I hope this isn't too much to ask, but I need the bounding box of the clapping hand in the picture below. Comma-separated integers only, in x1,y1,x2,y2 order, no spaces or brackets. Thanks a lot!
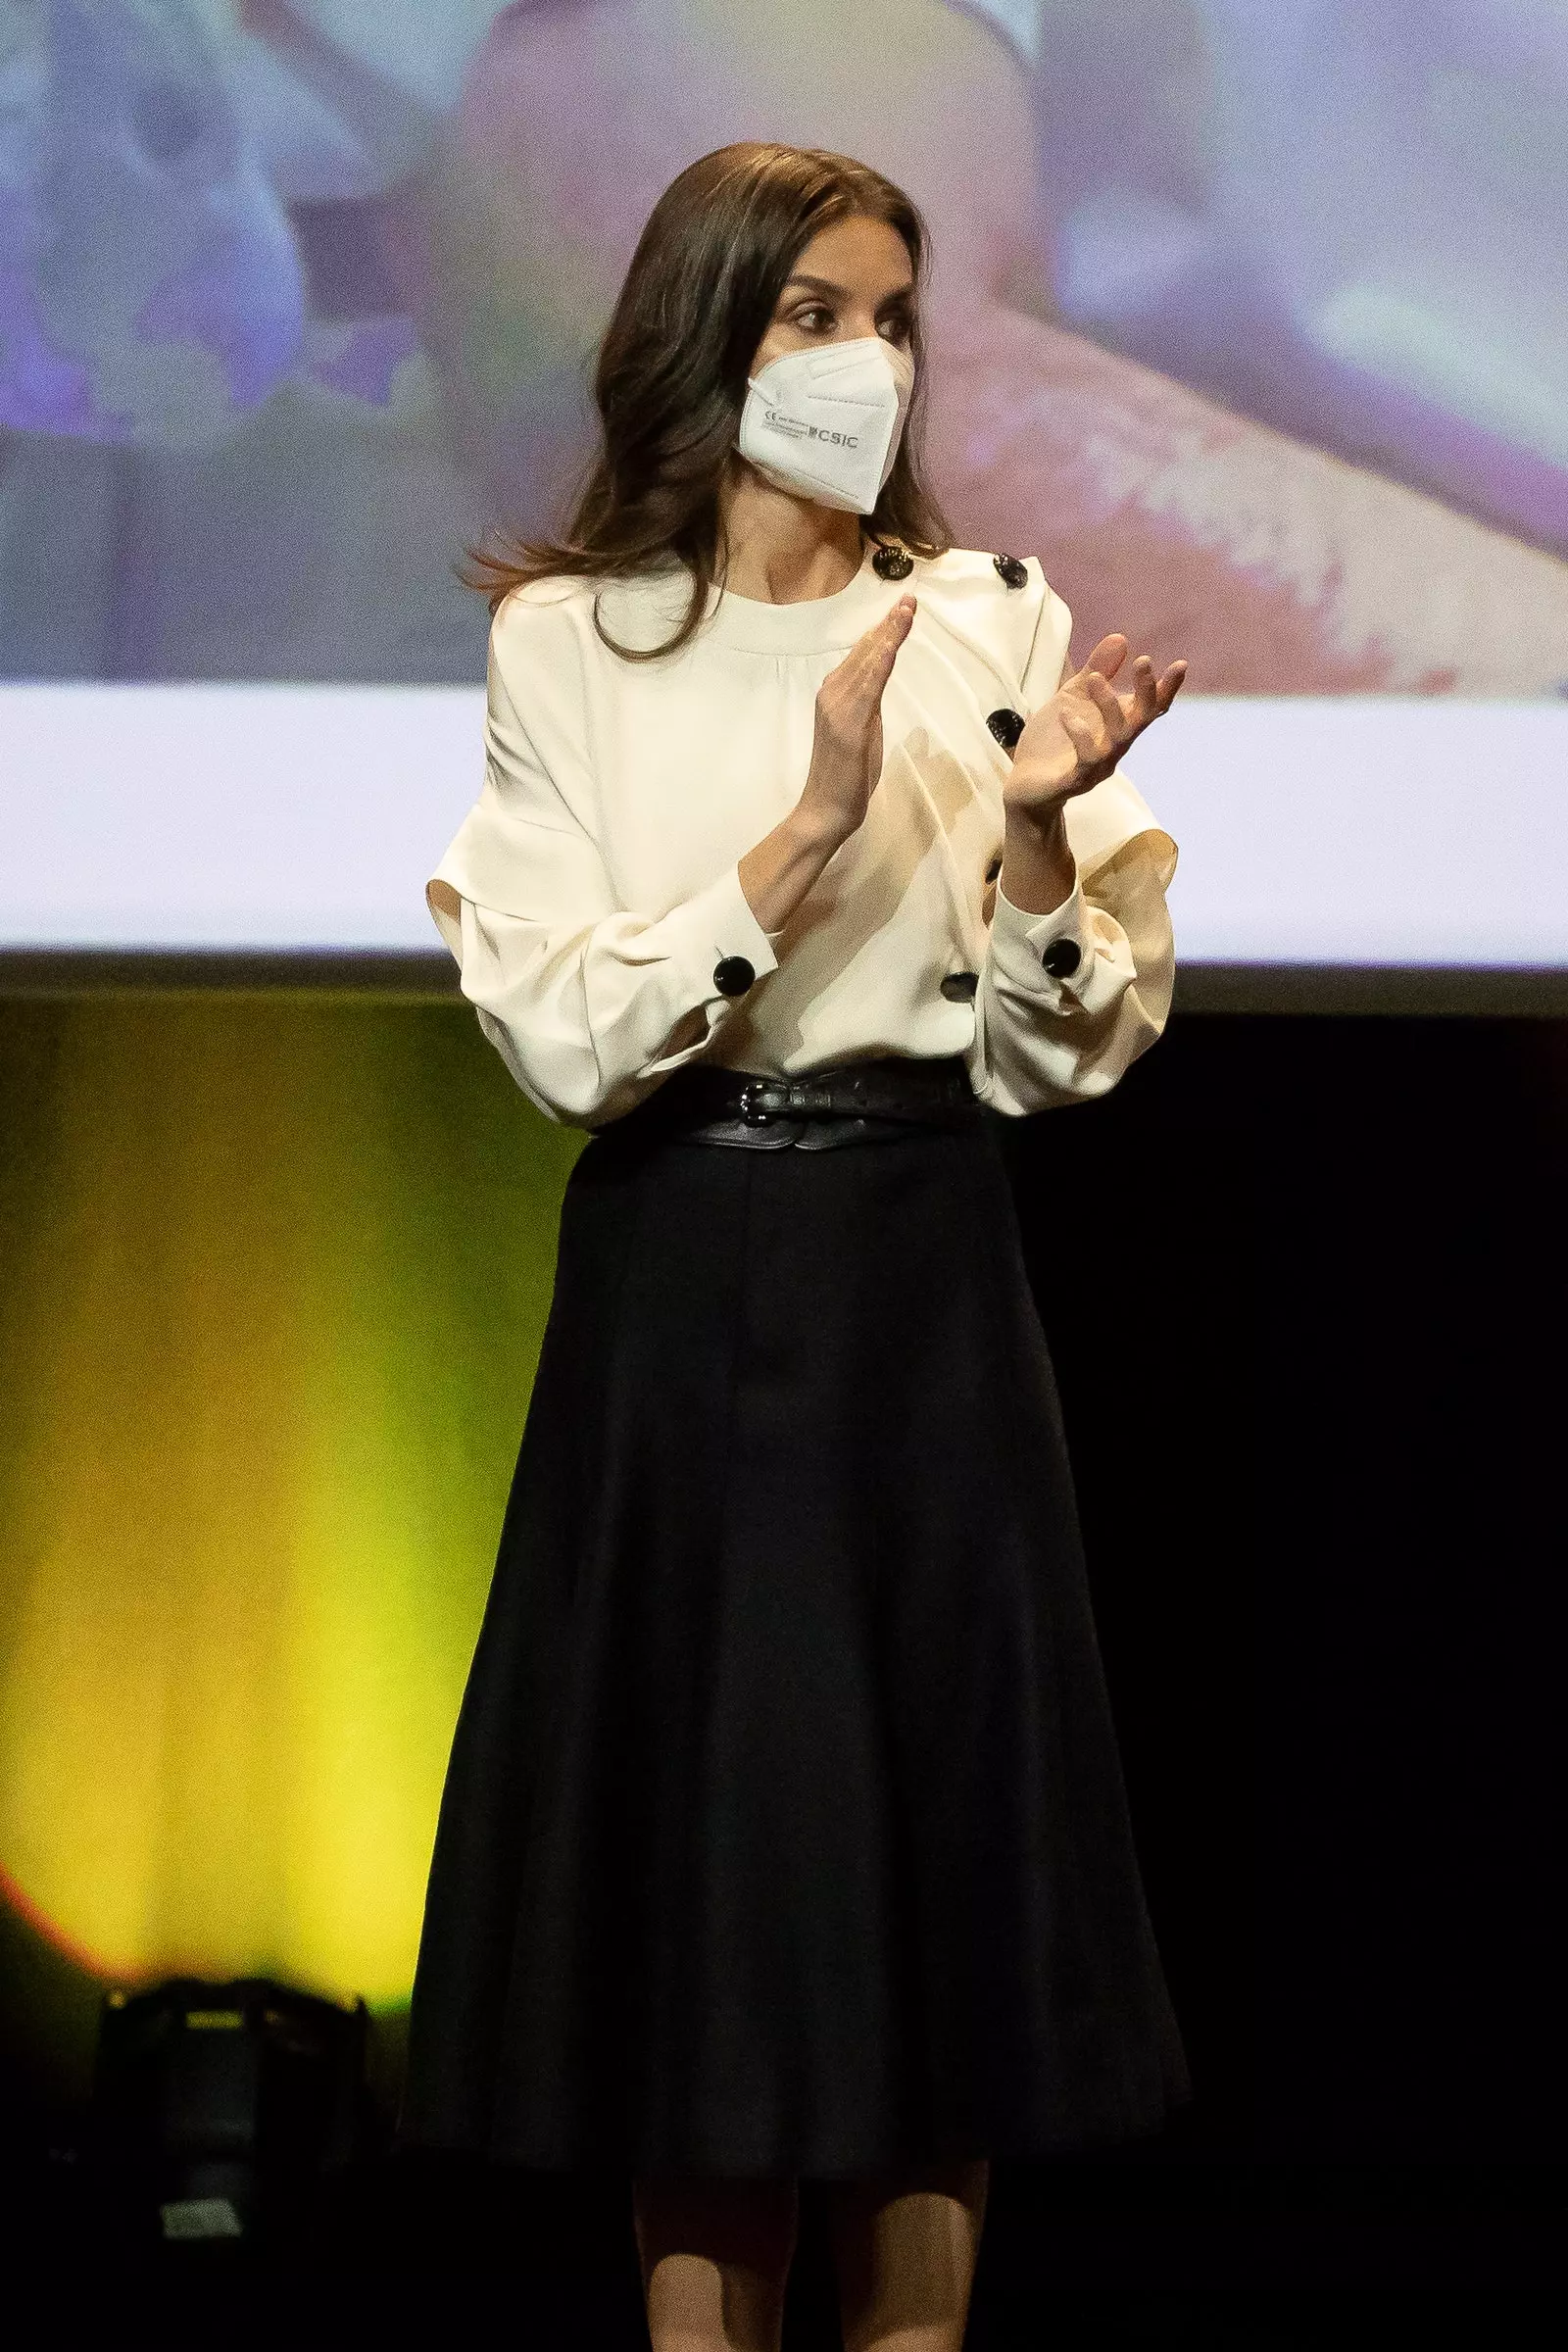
1004,636,1187,821
799,594,918,847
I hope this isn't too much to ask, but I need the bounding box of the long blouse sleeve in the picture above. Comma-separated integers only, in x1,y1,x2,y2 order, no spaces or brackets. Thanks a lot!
975,583,1178,1118
428,600,779,1128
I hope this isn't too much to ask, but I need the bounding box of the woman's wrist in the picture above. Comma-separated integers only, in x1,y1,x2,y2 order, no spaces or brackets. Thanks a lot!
788,795,855,859
738,800,848,934
999,804,1076,917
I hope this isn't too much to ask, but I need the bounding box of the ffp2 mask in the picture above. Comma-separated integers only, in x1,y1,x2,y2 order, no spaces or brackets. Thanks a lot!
736,336,915,514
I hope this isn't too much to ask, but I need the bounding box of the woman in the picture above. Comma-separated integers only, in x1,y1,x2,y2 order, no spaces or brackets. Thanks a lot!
404,142,1189,2352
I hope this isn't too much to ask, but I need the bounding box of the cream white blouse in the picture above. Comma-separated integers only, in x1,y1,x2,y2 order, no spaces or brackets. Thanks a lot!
428,546,1177,1128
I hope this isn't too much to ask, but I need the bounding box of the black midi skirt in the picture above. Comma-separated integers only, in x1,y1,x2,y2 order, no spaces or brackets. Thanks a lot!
401,1103,1188,2180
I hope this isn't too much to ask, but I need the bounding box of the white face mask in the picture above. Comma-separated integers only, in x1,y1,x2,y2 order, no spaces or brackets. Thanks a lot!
736,335,916,514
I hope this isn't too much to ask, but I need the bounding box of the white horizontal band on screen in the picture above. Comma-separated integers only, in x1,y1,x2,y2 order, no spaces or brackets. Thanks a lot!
1,683,1565,969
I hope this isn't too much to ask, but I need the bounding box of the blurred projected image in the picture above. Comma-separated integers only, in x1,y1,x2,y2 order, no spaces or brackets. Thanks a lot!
3,0,1567,691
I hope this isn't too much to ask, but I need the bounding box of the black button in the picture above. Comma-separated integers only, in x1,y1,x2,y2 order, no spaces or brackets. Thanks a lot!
872,542,914,580
986,857,1002,883
713,956,755,997
940,971,979,1003
986,708,1026,751
994,553,1028,589
1041,938,1082,979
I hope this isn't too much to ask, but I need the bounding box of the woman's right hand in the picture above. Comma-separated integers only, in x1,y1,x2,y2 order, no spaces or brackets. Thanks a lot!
797,595,917,846
736,595,915,937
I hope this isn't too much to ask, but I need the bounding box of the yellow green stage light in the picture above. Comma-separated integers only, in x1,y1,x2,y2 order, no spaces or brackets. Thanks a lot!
0,997,580,2018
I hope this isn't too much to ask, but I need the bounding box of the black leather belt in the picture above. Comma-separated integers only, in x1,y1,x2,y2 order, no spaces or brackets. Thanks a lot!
603,1054,982,1151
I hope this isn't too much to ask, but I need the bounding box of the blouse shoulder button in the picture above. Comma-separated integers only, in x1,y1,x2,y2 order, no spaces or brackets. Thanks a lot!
993,553,1028,589
871,542,914,580
1041,939,1082,979
713,956,756,997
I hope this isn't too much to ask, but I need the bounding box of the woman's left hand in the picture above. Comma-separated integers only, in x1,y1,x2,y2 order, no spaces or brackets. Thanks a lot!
1004,636,1187,823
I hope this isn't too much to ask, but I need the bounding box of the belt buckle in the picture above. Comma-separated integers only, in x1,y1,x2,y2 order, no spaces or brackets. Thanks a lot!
739,1077,835,1124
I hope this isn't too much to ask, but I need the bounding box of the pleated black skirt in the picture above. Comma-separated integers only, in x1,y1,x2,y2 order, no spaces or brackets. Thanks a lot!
401,1101,1188,2180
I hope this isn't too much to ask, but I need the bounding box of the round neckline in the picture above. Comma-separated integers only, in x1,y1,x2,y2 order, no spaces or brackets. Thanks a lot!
702,546,905,655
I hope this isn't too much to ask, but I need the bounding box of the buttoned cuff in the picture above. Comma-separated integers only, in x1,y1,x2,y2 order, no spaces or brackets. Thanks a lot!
987,877,1099,1001
657,861,781,1007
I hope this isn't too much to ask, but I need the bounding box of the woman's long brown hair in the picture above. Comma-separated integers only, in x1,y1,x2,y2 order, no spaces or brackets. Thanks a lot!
462,142,953,661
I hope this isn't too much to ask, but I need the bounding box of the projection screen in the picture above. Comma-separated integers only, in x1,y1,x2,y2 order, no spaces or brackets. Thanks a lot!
2,0,1566,1003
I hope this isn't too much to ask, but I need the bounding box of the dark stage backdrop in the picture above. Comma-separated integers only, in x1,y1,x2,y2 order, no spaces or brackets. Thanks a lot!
1,1000,1564,2183
1004,1009,1568,2168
